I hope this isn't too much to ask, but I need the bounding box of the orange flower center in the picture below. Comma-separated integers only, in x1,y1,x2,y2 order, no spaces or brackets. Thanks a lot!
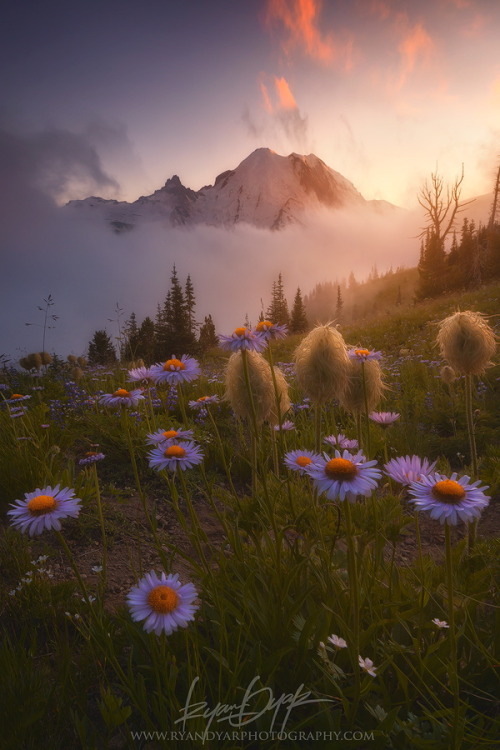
163,358,185,371
324,457,358,480
27,494,57,515
113,388,130,397
432,480,466,504
11,394,24,399
295,455,312,468
355,349,370,357
85,451,98,457
197,396,209,402
234,327,248,337
163,430,178,439
164,445,187,458
256,320,273,331
147,585,179,614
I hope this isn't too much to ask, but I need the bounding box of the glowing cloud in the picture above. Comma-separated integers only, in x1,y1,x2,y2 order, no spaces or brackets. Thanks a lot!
259,78,274,114
264,0,335,64
396,21,434,88
274,76,298,109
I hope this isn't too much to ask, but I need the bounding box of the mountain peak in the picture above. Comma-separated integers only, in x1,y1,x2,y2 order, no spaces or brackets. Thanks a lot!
67,148,398,231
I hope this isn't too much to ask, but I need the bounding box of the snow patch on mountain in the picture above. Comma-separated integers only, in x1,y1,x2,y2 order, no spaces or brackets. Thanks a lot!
66,148,400,231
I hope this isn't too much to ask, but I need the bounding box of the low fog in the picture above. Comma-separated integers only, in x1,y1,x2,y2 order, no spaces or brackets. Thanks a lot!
0,125,423,363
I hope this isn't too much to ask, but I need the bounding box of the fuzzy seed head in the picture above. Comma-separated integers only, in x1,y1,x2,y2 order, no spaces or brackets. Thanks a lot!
440,365,456,384
340,357,385,415
39,351,52,365
26,352,43,371
225,351,279,424
268,365,291,425
437,311,496,375
294,325,349,405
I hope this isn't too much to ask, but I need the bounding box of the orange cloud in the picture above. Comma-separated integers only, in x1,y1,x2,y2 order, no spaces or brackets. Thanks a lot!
274,76,297,109
397,21,434,87
259,79,274,114
368,1,392,21
264,0,335,64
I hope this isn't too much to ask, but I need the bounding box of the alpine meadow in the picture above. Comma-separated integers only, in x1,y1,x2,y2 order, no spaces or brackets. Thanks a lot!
1,1,500,749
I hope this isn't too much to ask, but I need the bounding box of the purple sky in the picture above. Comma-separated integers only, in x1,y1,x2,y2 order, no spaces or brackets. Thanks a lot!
2,0,499,206
0,0,499,360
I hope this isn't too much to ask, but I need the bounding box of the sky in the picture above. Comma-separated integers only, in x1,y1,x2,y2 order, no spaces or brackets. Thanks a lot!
0,0,499,360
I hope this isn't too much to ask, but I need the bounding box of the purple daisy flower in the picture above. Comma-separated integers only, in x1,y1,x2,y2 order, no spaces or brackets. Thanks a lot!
126,571,198,636
7,484,82,536
284,449,322,474
369,411,400,426
308,449,381,501
408,472,490,525
127,365,155,383
146,427,195,446
6,393,31,403
273,420,295,431
147,440,203,472
324,433,359,451
79,452,105,466
99,388,145,408
150,355,201,386
218,327,267,352
254,320,288,340
384,455,437,486
348,348,383,362
188,395,220,410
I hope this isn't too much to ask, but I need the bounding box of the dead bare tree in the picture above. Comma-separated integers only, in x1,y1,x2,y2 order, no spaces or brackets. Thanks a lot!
417,165,475,247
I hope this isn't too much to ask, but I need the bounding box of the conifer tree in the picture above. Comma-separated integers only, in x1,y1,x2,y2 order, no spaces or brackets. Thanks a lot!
184,274,196,335
335,285,343,323
88,330,117,365
289,288,308,333
198,314,218,351
165,265,198,354
136,317,156,363
416,229,447,299
121,312,139,360
266,273,289,325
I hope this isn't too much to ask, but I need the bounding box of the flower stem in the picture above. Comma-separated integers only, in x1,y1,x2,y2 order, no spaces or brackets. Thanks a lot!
361,361,371,457
91,463,107,593
464,373,478,551
445,523,461,750
343,499,361,726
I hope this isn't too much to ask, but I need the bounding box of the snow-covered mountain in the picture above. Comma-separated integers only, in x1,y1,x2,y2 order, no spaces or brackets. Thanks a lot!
67,148,400,231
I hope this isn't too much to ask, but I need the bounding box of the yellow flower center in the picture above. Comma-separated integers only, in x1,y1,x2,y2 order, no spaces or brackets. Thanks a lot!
234,327,248,337
163,358,185,371
27,494,57,515
355,349,370,357
256,320,273,331
11,394,24,399
164,445,187,458
113,388,130,397
85,451,98,457
163,430,178,439
147,585,179,614
324,457,358,480
197,396,209,402
432,480,466,504
295,455,312,468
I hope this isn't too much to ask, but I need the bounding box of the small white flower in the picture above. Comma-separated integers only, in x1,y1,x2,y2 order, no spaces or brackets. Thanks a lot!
432,618,449,629
359,655,377,677
328,634,348,649
91,565,103,573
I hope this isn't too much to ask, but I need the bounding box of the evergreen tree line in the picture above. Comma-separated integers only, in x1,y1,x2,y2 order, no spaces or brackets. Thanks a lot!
416,217,500,299
260,272,309,334
87,266,218,365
